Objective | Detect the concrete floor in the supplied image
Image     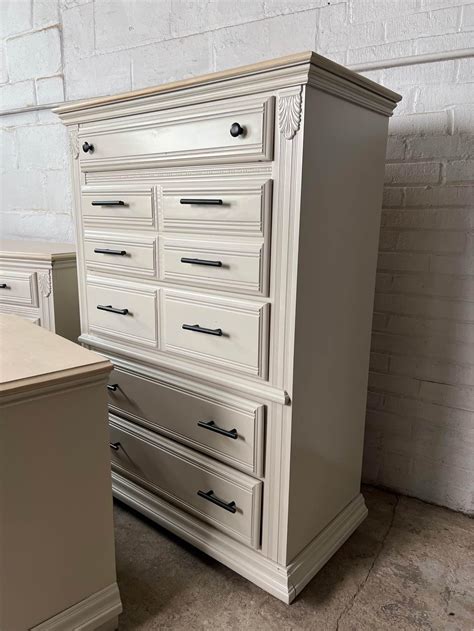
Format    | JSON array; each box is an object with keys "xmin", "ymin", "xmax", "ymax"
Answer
[{"xmin": 113, "ymin": 486, "xmax": 473, "ymax": 630}]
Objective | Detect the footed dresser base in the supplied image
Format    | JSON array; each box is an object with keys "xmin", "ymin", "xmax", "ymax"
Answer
[{"xmin": 112, "ymin": 471, "xmax": 367, "ymax": 604}]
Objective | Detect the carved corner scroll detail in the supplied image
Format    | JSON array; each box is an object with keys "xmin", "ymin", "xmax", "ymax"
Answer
[
  {"xmin": 38, "ymin": 271, "xmax": 52, "ymax": 297},
  {"xmin": 69, "ymin": 128, "xmax": 79, "ymax": 159},
  {"xmin": 278, "ymin": 88, "xmax": 302, "ymax": 140}
]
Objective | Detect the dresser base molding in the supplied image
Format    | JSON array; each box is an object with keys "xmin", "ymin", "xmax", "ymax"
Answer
[
  {"xmin": 112, "ymin": 472, "xmax": 367, "ymax": 604},
  {"xmin": 30, "ymin": 583, "xmax": 121, "ymax": 631}
]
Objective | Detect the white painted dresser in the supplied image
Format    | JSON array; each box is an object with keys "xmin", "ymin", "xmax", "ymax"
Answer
[
  {"xmin": 0, "ymin": 240, "xmax": 80, "ymax": 341},
  {"xmin": 55, "ymin": 52, "xmax": 400, "ymax": 603}
]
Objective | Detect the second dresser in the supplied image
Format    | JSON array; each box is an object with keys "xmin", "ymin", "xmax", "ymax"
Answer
[{"xmin": 55, "ymin": 52, "xmax": 400, "ymax": 603}]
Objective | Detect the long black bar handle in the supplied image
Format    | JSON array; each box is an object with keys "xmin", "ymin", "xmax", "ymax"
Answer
[
  {"xmin": 91, "ymin": 200, "xmax": 126, "ymax": 206},
  {"xmin": 182, "ymin": 323, "xmax": 222, "ymax": 336},
  {"xmin": 94, "ymin": 248, "xmax": 127, "ymax": 256},
  {"xmin": 0, "ymin": 283, "xmax": 8, "ymax": 289},
  {"xmin": 181, "ymin": 257, "xmax": 222, "ymax": 267},
  {"xmin": 179, "ymin": 198, "xmax": 223, "ymax": 205},
  {"xmin": 197, "ymin": 490, "xmax": 236, "ymax": 513},
  {"xmin": 97, "ymin": 304, "xmax": 129, "ymax": 315},
  {"xmin": 109, "ymin": 442, "xmax": 121, "ymax": 451},
  {"xmin": 107, "ymin": 384, "xmax": 118, "ymax": 391},
  {"xmin": 197, "ymin": 420, "xmax": 238, "ymax": 439}
]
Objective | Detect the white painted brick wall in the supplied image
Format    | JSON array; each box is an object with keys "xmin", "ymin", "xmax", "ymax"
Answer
[{"xmin": 0, "ymin": 0, "xmax": 473, "ymax": 514}]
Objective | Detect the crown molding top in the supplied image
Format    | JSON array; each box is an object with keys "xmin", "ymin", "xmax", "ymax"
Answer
[
  {"xmin": 0, "ymin": 240, "xmax": 76, "ymax": 263},
  {"xmin": 54, "ymin": 51, "xmax": 401, "ymax": 121}
]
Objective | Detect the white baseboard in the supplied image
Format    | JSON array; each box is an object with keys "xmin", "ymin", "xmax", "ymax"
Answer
[
  {"xmin": 31, "ymin": 583, "xmax": 122, "ymax": 631},
  {"xmin": 112, "ymin": 472, "xmax": 367, "ymax": 604}
]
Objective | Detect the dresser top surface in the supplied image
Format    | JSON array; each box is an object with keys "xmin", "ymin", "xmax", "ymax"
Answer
[
  {"xmin": 54, "ymin": 51, "xmax": 401, "ymax": 117},
  {"xmin": 0, "ymin": 315, "xmax": 110, "ymax": 396},
  {"xmin": 0, "ymin": 240, "xmax": 76, "ymax": 262}
]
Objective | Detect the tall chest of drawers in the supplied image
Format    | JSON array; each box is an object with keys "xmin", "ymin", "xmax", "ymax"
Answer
[{"xmin": 56, "ymin": 52, "xmax": 400, "ymax": 603}]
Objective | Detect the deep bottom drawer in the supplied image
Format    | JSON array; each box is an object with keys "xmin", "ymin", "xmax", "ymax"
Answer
[
  {"xmin": 108, "ymin": 368, "xmax": 265, "ymax": 476},
  {"xmin": 109, "ymin": 415, "xmax": 262, "ymax": 548}
]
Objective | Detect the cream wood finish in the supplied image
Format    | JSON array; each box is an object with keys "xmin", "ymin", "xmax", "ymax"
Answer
[
  {"xmin": 161, "ymin": 289, "xmax": 269, "ymax": 378},
  {"xmin": 108, "ymin": 367, "xmax": 264, "ymax": 476},
  {"xmin": 84, "ymin": 232, "xmax": 157, "ymax": 278},
  {"xmin": 78, "ymin": 94, "xmax": 274, "ymax": 170},
  {"xmin": 160, "ymin": 179, "xmax": 272, "ymax": 236},
  {"xmin": 0, "ymin": 240, "xmax": 80, "ymax": 341},
  {"xmin": 162, "ymin": 237, "xmax": 266, "ymax": 295},
  {"xmin": 82, "ymin": 186, "xmax": 156, "ymax": 229},
  {"xmin": 86, "ymin": 277, "xmax": 158, "ymax": 348},
  {"xmin": 0, "ymin": 315, "xmax": 121, "ymax": 630},
  {"xmin": 110, "ymin": 414, "xmax": 262, "ymax": 549},
  {"xmin": 55, "ymin": 51, "xmax": 401, "ymax": 603}
]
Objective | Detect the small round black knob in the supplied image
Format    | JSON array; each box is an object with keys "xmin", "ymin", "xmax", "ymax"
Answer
[
  {"xmin": 230, "ymin": 122, "xmax": 244, "ymax": 138},
  {"xmin": 82, "ymin": 141, "xmax": 94, "ymax": 153}
]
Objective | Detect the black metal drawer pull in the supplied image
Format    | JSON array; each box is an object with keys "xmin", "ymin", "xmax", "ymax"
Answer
[
  {"xmin": 179, "ymin": 198, "xmax": 223, "ymax": 205},
  {"xmin": 107, "ymin": 384, "xmax": 118, "ymax": 391},
  {"xmin": 197, "ymin": 490, "xmax": 236, "ymax": 513},
  {"xmin": 197, "ymin": 420, "xmax": 238, "ymax": 439},
  {"xmin": 0, "ymin": 283, "xmax": 8, "ymax": 289},
  {"xmin": 82, "ymin": 141, "xmax": 94, "ymax": 153},
  {"xmin": 97, "ymin": 304, "xmax": 129, "ymax": 315},
  {"xmin": 182, "ymin": 323, "xmax": 222, "ymax": 336},
  {"xmin": 94, "ymin": 248, "xmax": 127, "ymax": 256},
  {"xmin": 109, "ymin": 442, "xmax": 121, "ymax": 451},
  {"xmin": 91, "ymin": 200, "xmax": 125, "ymax": 206},
  {"xmin": 181, "ymin": 257, "xmax": 222, "ymax": 267}
]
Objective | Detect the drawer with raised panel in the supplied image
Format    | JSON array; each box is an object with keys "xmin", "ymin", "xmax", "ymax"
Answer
[
  {"xmin": 84, "ymin": 233, "xmax": 157, "ymax": 278},
  {"xmin": 107, "ymin": 367, "xmax": 265, "ymax": 476},
  {"xmin": 161, "ymin": 237, "xmax": 267, "ymax": 295},
  {"xmin": 161, "ymin": 290, "xmax": 269, "ymax": 378},
  {"xmin": 86, "ymin": 279, "xmax": 157, "ymax": 348},
  {"xmin": 161, "ymin": 179, "xmax": 272, "ymax": 237},
  {"xmin": 81, "ymin": 186, "xmax": 156, "ymax": 229},
  {"xmin": 109, "ymin": 415, "xmax": 263, "ymax": 548},
  {"xmin": 0, "ymin": 270, "xmax": 38, "ymax": 308},
  {"xmin": 79, "ymin": 94, "xmax": 274, "ymax": 169}
]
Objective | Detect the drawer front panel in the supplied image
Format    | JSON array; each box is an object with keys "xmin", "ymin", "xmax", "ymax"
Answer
[
  {"xmin": 162, "ymin": 290, "xmax": 269, "ymax": 378},
  {"xmin": 161, "ymin": 238, "xmax": 266, "ymax": 295},
  {"xmin": 84, "ymin": 233, "xmax": 157, "ymax": 278},
  {"xmin": 86, "ymin": 280, "xmax": 157, "ymax": 347},
  {"xmin": 108, "ymin": 368, "xmax": 264, "ymax": 476},
  {"xmin": 161, "ymin": 180, "xmax": 271, "ymax": 236},
  {"xmin": 79, "ymin": 95, "xmax": 274, "ymax": 169},
  {"xmin": 0, "ymin": 270, "xmax": 38, "ymax": 307},
  {"xmin": 81, "ymin": 187, "xmax": 155, "ymax": 228},
  {"xmin": 110, "ymin": 416, "xmax": 262, "ymax": 548}
]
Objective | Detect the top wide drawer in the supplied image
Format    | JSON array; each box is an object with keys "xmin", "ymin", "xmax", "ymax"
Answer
[{"xmin": 78, "ymin": 94, "xmax": 274, "ymax": 171}]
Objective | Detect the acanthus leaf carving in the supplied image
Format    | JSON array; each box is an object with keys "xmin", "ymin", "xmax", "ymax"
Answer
[
  {"xmin": 278, "ymin": 88, "xmax": 302, "ymax": 140},
  {"xmin": 38, "ymin": 271, "xmax": 52, "ymax": 297},
  {"xmin": 69, "ymin": 128, "xmax": 79, "ymax": 160}
]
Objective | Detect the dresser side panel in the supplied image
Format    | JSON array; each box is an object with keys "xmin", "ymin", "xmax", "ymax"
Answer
[
  {"xmin": 51, "ymin": 264, "xmax": 81, "ymax": 342},
  {"xmin": 286, "ymin": 86, "xmax": 389, "ymax": 562}
]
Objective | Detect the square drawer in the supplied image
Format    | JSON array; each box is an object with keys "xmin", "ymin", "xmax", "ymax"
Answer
[
  {"xmin": 84, "ymin": 232, "xmax": 157, "ymax": 279},
  {"xmin": 86, "ymin": 278, "xmax": 157, "ymax": 348},
  {"xmin": 161, "ymin": 290, "xmax": 269, "ymax": 378},
  {"xmin": 161, "ymin": 237, "xmax": 267, "ymax": 296},
  {"xmin": 81, "ymin": 186, "xmax": 156, "ymax": 229},
  {"xmin": 161, "ymin": 179, "xmax": 272, "ymax": 237},
  {"xmin": 79, "ymin": 94, "xmax": 274, "ymax": 170},
  {"xmin": 108, "ymin": 367, "xmax": 265, "ymax": 476},
  {"xmin": 0, "ymin": 270, "xmax": 38, "ymax": 308},
  {"xmin": 109, "ymin": 415, "xmax": 263, "ymax": 549}
]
